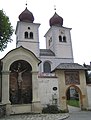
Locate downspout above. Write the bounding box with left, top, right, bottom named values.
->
left=0, top=60, right=2, bottom=102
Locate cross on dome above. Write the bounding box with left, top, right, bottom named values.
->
left=54, top=5, right=56, bottom=12
left=26, top=0, right=27, bottom=8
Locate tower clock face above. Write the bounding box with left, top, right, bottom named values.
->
left=61, top=31, right=64, bottom=34
left=59, top=29, right=65, bottom=34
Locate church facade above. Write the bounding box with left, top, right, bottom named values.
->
left=0, top=7, right=89, bottom=115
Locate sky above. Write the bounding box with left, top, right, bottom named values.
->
left=0, top=0, right=91, bottom=65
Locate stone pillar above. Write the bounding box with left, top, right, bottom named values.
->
left=2, top=71, right=10, bottom=104
left=32, top=71, right=42, bottom=113
left=56, top=70, right=67, bottom=112
left=79, top=70, right=88, bottom=110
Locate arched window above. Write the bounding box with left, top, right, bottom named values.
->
left=30, top=32, right=33, bottom=39
left=63, top=36, right=66, bottom=42
left=25, top=32, right=28, bottom=38
left=43, top=61, right=51, bottom=73
left=59, top=35, right=62, bottom=42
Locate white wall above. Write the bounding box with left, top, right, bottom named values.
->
left=87, top=85, right=91, bottom=109
left=39, top=56, right=74, bottom=73
left=38, top=77, right=59, bottom=107
left=16, top=22, right=40, bottom=57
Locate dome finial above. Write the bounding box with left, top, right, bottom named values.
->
left=19, top=1, right=34, bottom=23
left=54, top=5, right=56, bottom=12
left=25, top=0, right=27, bottom=8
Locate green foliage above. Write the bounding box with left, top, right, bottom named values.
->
left=67, top=99, right=79, bottom=107
left=0, top=9, right=14, bottom=51
left=83, top=63, right=91, bottom=84
left=42, top=105, right=60, bottom=114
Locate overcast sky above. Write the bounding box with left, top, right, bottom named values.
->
left=0, top=0, right=91, bottom=65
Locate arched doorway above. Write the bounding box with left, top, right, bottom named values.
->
left=66, top=85, right=82, bottom=111
left=9, top=60, right=32, bottom=104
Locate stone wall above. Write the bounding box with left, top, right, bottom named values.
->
left=87, top=85, right=91, bottom=109
left=0, top=104, right=6, bottom=118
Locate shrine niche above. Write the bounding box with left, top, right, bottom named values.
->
left=9, top=60, right=32, bottom=104
left=65, top=71, right=80, bottom=85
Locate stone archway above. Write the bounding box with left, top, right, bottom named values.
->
left=66, top=85, right=83, bottom=111
left=9, top=60, right=32, bottom=104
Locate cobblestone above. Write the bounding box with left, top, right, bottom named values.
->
left=1, top=113, right=69, bottom=120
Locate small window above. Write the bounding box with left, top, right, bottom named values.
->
left=63, top=36, right=66, bottom=42
left=43, top=62, right=51, bottom=73
left=59, top=35, right=62, bottom=42
left=25, top=32, right=28, bottom=38
left=28, top=27, right=30, bottom=30
left=53, top=87, right=57, bottom=91
left=30, top=32, right=33, bottom=39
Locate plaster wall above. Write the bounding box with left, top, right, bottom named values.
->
left=39, top=56, right=73, bottom=73
left=38, top=77, right=59, bottom=107
left=87, top=85, right=91, bottom=109
left=16, top=22, right=40, bottom=56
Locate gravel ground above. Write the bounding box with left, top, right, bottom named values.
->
left=0, top=113, right=69, bottom=120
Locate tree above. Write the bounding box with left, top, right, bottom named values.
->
left=83, top=63, right=91, bottom=84
left=0, top=9, right=13, bottom=51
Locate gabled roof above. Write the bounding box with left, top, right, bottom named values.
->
left=1, top=46, right=41, bottom=65
left=40, top=49, right=55, bottom=56
left=52, top=63, right=87, bottom=72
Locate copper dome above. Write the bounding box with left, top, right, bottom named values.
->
left=49, top=12, right=63, bottom=27
left=19, top=7, right=34, bottom=22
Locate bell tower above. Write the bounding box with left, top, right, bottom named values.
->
left=44, top=12, right=74, bottom=63
left=15, top=7, right=40, bottom=57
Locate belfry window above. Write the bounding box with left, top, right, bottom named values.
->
left=30, top=32, right=33, bottom=39
left=63, top=36, right=66, bottom=42
left=59, top=35, right=67, bottom=42
left=43, top=61, right=51, bottom=73
left=59, top=35, right=62, bottom=42
left=25, top=32, right=28, bottom=38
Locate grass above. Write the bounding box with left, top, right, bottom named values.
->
left=67, top=99, right=79, bottom=107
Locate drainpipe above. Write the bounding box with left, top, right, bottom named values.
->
left=0, top=60, right=2, bottom=102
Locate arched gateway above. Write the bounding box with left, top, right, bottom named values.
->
left=9, top=60, right=32, bottom=104
left=66, top=85, right=83, bottom=110
left=52, top=63, right=88, bottom=112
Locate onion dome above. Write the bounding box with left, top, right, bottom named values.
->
left=49, top=12, right=63, bottom=27
left=19, top=7, right=34, bottom=22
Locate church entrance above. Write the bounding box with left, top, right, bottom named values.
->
left=9, top=60, right=32, bottom=104
left=66, top=85, right=82, bottom=112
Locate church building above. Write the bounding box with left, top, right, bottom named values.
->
left=0, top=6, right=89, bottom=115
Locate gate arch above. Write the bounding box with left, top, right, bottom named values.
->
left=66, top=85, right=83, bottom=109
left=9, top=60, right=32, bottom=104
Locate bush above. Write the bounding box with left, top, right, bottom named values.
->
left=60, top=109, right=69, bottom=113
left=42, top=105, right=60, bottom=114
left=0, top=105, right=6, bottom=118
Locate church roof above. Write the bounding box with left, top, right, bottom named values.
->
left=19, top=7, right=34, bottom=22
left=40, top=49, right=55, bottom=56
left=49, top=12, right=63, bottom=27
left=52, top=63, right=87, bottom=72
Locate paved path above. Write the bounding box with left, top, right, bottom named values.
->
left=66, top=111, right=91, bottom=120
left=1, top=113, right=69, bottom=120
left=68, top=105, right=81, bottom=113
